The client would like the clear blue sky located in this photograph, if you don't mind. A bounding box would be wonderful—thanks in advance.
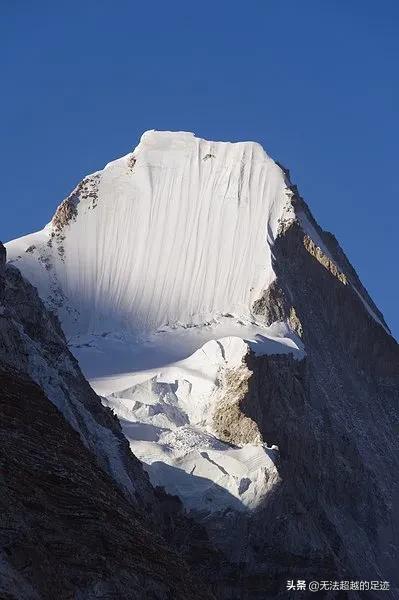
[1,1,398,338]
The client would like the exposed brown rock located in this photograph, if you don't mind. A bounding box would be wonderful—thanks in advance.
[303,233,347,284]
[252,280,289,326]
[52,197,79,231]
[195,191,399,597]
[288,306,303,337]
[52,174,100,233]
[213,364,262,446]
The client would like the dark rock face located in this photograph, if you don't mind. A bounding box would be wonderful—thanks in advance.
[0,259,156,508]
[217,213,399,598]
[184,199,399,599]
[261,217,399,586]
[0,367,214,600]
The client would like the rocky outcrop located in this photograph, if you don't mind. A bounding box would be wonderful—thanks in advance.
[213,364,262,446]
[303,233,347,284]
[52,174,100,232]
[251,280,289,326]
[296,190,388,330]
[51,196,78,231]
[252,281,303,338]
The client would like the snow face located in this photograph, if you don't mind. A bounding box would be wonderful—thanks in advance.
[6,130,288,337]
[5,130,303,513]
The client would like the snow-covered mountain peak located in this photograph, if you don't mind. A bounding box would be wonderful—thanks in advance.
[6,130,291,339]
[8,130,391,514]
[5,130,303,512]
[3,130,398,592]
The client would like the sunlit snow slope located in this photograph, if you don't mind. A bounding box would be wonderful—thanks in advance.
[6,130,305,512]
[6,131,292,337]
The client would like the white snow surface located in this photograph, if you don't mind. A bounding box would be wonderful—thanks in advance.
[6,130,289,337]
[73,316,303,397]
[102,336,281,512]
[7,129,380,512]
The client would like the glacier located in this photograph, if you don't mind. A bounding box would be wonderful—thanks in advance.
[5,129,386,513]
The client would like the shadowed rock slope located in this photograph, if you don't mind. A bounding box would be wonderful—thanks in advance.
[200,193,399,599]
[0,367,214,600]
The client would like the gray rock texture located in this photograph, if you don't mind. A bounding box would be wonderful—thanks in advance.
[0,367,214,600]
[197,195,399,599]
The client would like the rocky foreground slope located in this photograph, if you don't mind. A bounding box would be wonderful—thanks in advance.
[3,131,399,598]
[0,368,214,600]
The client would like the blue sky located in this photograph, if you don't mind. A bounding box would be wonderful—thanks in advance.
[1,1,398,338]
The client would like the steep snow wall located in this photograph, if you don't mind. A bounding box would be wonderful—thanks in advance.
[6,131,290,336]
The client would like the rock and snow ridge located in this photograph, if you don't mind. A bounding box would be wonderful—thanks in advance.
[5,129,389,514]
